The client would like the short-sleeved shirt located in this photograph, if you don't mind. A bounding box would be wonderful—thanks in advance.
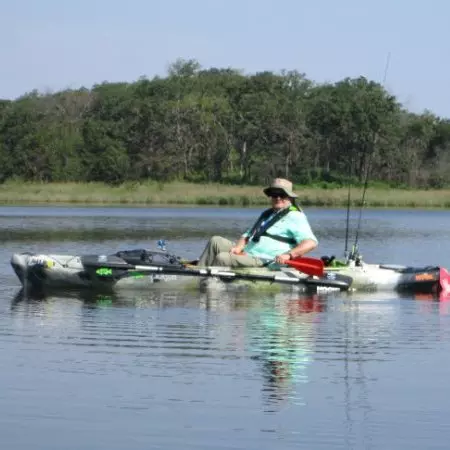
[242,208,318,260]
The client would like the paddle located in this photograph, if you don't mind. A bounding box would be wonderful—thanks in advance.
[285,256,325,277]
[80,255,352,291]
[259,254,325,277]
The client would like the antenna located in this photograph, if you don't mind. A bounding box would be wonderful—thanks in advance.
[382,52,391,85]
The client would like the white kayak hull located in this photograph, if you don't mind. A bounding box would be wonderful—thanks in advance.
[10,250,449,298]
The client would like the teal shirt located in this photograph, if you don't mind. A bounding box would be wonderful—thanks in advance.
[242,208,318,260]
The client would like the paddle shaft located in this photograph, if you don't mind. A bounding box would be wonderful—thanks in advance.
[86,262,350,290]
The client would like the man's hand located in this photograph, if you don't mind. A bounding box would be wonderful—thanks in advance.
[230,246,244,255]
[230,237,248,255]
[275,253,291,264]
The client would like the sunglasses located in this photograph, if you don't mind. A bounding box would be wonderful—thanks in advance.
[269,193,288,199]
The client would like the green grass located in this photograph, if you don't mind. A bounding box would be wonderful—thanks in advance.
[1,180,449,208]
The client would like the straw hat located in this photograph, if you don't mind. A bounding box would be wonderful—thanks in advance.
[263,178,298,198]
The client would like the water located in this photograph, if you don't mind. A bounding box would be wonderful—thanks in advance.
[1,205,450,449]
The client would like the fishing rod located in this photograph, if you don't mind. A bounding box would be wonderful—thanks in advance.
[349,149,374,262]
[343,157,353,260]
[346,52,391,264]
[344,187,351,260]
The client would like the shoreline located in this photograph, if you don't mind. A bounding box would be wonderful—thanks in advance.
[1,181,449,209]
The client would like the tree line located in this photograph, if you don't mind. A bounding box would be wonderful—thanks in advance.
[1,58,449,188]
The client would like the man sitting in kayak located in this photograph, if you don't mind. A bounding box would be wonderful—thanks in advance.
[196,178,318,268]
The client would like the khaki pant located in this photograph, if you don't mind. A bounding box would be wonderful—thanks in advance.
[197,236,264,268]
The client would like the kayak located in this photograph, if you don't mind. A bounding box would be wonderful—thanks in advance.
[9,249,352,294]
[10,247,450,298]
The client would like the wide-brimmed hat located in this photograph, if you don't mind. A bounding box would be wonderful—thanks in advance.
[263,178,298,198]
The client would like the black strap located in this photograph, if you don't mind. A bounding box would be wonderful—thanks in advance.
[260,231,297,245]
[247,206,301,245]
[246,208,274,239]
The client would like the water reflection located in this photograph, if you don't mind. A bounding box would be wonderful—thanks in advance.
[8,286,327,415]
[5,283,450,449]
[7,285,450,400]
[244,294,326,411]
[10,286,220,313]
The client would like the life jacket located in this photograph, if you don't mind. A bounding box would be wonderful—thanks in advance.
[246,205,302,245]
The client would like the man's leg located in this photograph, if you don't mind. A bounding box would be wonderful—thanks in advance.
[197,236,234,267]
[213,252,264,268]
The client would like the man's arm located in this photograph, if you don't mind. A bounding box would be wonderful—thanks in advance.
[274,238,317,264]
[230,236,248,254]
[290,238,317,258]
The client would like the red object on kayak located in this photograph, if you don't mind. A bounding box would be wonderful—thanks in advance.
[440,267,450,299]
[285,256,325,277]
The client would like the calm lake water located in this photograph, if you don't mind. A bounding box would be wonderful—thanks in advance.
[1,205,450,450]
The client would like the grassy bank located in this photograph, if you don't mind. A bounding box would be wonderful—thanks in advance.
[1,181,449,208]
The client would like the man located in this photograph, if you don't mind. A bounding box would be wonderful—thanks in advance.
[196,178,318,268]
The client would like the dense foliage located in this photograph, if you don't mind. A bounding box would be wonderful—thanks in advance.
[1,58,449,187]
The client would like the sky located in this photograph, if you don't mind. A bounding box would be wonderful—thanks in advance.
[1,0,449,116]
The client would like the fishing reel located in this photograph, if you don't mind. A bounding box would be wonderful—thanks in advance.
[321,255,336,267]
[346,247,363,266]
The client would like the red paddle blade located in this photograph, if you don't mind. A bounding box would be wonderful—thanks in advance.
[285,257,325,277]
[439,267,450,300]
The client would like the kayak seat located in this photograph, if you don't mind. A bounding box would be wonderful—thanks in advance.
[114,249,184,268]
